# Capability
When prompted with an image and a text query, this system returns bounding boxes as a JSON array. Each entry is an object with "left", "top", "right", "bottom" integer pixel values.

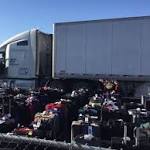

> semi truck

[
  {"left": 1, "top": 16, "right": 150, "bottom": 96},
  {"left": 0, "top": 29, "right": 52, "bottom": 88}
]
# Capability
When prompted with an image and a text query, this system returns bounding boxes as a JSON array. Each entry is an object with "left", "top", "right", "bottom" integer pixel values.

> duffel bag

[{"left": 45, "top": 102, "right": 64, "bottom": 112}]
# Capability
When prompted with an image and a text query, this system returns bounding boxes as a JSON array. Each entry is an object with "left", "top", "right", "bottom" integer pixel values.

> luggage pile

[
  {"left": 71, "top": 80, "right": 150, "bottom": 149},
  {"left": 0, "top": 80, "right": 149, "bottom": 149}
]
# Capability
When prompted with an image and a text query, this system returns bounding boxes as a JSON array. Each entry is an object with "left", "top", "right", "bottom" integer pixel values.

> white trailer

[{"left": 53, "top": 16, "right": 150, "bottom": 81}]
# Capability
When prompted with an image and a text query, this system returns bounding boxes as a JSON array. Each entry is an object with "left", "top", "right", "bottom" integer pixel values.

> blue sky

[{"left": 0, "top": 0, "right": 150, "bottom": 43}]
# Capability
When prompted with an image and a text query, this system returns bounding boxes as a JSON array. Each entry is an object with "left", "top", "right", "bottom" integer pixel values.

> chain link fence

[{"left": 0, "top": 134, "right": 114, "bottom": 150}]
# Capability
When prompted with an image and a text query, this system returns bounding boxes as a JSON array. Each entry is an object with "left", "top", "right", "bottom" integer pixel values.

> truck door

[{"left": 6, "top": 40, "right": 32, "bottom": 78}]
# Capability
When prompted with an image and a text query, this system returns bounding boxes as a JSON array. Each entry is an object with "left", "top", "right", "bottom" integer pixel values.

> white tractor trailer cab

[{"left": 0, "top": 29, "right": 52, "bottom": 89}]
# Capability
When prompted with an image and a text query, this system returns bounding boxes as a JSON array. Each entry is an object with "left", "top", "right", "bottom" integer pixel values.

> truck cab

[{"left": 0, "top": 29, "right": 52, "bottom": 89}]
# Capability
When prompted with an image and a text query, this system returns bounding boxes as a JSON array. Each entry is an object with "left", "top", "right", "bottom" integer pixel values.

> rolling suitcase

[{"left": 71, "top": 118, "right": 101, "bottom": 146}]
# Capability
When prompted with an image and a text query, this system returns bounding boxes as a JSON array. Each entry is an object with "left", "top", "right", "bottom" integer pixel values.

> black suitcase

[
  {"left": 0, "top": 114, "right": 16, "bottom": 133},
  {"left": 71, "top": 119, "right": 101, "bottom": 146}
]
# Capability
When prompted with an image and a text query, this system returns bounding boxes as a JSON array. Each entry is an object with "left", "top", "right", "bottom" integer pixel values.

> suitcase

[
  {"left": 25, "top": 94, "right": 42, "bottom": 121},
  {"left": 111, "top": 137, "right": 123, "bottom": 149},
  {"left": 33, "top": 111, "right": 57, "bottom": 129},
  {"left": 45, "top": 102, "right": 64, "bottom": 112},
  {"left": 0, "top": 114, "right": 16, "bottom": 133},
  {"left": 0, "top": 94, "right": 13, "bottom": 115},
  {"left": 13, "top": 94, "right": 30, "bottom": 126},
  {"left": 134, "top": 123, "right": 150, "bottom": 148},
  {"left": 71, "top": 119, "right": 101, "bottom": 146},
  {"left": 33, "top": 110, "right": 62, "bottom": 140}
]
